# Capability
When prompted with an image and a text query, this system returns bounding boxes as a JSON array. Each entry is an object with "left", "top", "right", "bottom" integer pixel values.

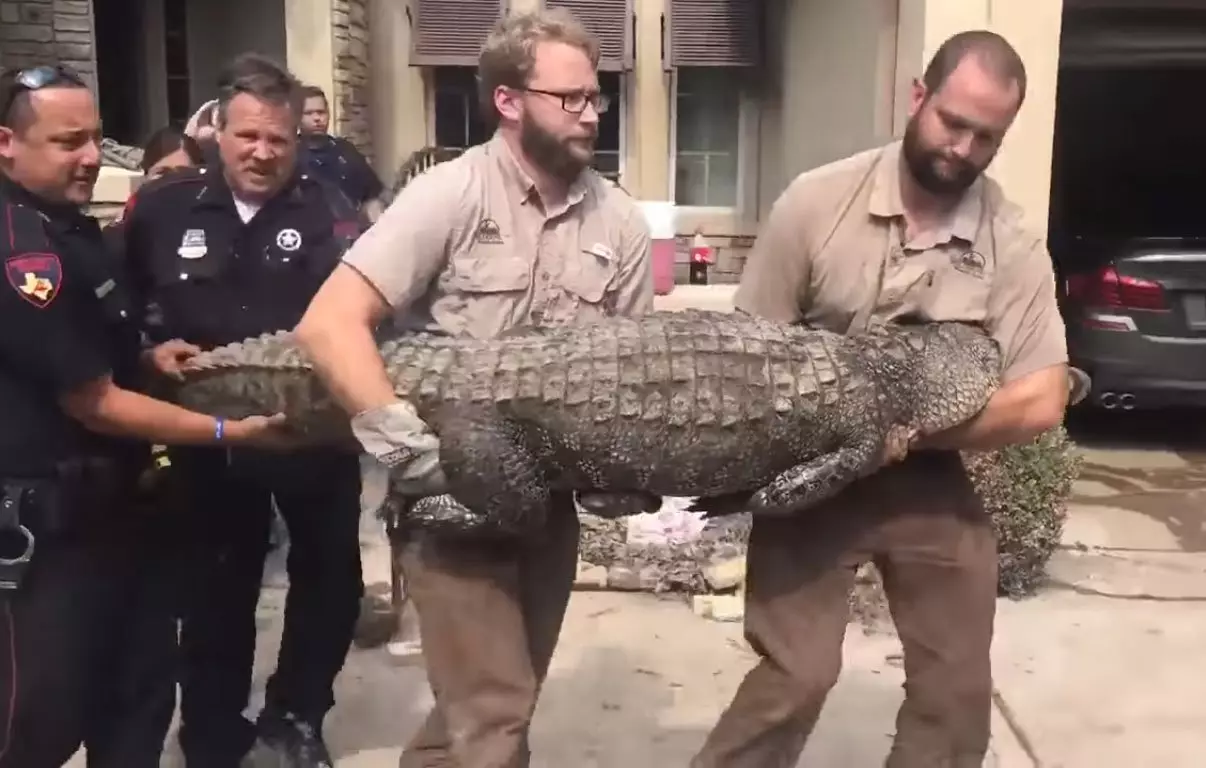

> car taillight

[{"left": 1065, "top": 265, "right": 1167, "bottom": 311}]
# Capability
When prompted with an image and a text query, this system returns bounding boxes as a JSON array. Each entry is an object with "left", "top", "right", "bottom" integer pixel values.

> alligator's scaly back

[{"left": 174, "top": 310, "right": 1002, "bottom": 534}]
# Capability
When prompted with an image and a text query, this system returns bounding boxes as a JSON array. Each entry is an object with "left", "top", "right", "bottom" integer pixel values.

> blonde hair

[{"left": 477, "top": 9, "right": 600, "bottom": 120}]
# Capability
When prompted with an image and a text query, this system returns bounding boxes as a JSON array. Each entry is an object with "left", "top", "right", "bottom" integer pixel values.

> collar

[
  {"left": 868, "top": 141, "right": 982, "bottom": 246},
  {"left": 486, "top": 133, "right": 589, "bottom": 214},
  {"left": 0, "top": 173, "right": 89, "bottom": 225},
  {"left": 192, "top": 163, "right": 309, "bottom": 213}
]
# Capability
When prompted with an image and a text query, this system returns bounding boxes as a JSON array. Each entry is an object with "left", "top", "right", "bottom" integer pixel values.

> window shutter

[
  {"left": 411, "top": 0, "right": 508, "bottom": 66},
  {"left": 667, "top": 0, "right": 762, "bottom": 67},
  {"left": 544, "top": 0, "right": 634, "bottom": 71}
]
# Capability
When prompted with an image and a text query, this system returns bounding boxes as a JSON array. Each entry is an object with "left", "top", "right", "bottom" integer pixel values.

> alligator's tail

[{"left": 172, "top": 329, "right": 467, "bottom": 446}]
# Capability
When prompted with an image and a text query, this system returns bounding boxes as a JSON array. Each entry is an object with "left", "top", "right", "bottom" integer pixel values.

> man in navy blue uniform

[
  {"left": 119, "top": 53, "right": 367, "bottom": 768},
  {"left": 298, "top": 85, "right": 384, "bottom": 222},
  {"left": 0, "top": 62, "right": 293, "bottom": 768}
]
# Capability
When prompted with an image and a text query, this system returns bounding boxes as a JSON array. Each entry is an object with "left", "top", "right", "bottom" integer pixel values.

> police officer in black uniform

[
  {"left": 119, "top": 53, "right": 367, "bottom": 768},
  {"left": 299, "top": 85, "right": 384, "bottom": 221},
  {"left": 0, "top": 63, "right": 295, "bottom": 768}
]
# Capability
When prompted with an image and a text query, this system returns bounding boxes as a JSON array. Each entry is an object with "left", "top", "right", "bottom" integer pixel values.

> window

[
  {"left": 672, "top": 67, "right": 744, "bottom": 208},
  {"left": 431, "top": 67, "right": 625, "bottom": 183},
  {"left": 164, "top": 0, "right": 192, "bottom": 127},
  {"left": 592, "top": 72, "right": 623, "bottom": 184},
  {"left": 433, "top": 67, "right": 491, "bottom": 152}
]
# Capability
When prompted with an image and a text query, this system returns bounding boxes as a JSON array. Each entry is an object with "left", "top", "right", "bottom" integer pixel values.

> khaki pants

[
  {"left": 396, "top": 496, "right": 580, "bottom": 768},
  {"left": 692, "top": 452, "right": 997, "bottom": 768}
]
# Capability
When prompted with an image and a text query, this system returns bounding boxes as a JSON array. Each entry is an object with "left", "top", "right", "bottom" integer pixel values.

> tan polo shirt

[
  {"left": 734, "top": 141, "right": 1067, "bottom": 384},
  {"left": 341, "top": 134, "right": 654, "bottom": 338}
]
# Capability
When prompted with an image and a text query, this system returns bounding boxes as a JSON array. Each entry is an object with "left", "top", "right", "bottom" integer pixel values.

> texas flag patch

[{"left": 6, "top": 252, "right": 61, "bottom": 308}]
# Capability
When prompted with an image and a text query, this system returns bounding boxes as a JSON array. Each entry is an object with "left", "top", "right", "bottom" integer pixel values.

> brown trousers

[
  {"left": 396, "top": 496, "right": 580, "bottom": 768},
  {"left": 691, "top": 452, "right": 998, "bottom": 768}
]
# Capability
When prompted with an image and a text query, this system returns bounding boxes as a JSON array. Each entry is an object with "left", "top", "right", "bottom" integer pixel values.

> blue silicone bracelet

[{"left": 214, "top": 417, "right": 225, "bottom": 442}]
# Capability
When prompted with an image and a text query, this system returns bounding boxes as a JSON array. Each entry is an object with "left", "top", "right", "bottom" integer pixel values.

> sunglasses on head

[{"left": 0, "top": 64, "right": 87, "bottom": 126}]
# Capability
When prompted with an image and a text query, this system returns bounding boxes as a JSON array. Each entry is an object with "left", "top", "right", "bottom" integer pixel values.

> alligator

[{"left": 174, "top": 309, "right": 1002, "bottom": 536}]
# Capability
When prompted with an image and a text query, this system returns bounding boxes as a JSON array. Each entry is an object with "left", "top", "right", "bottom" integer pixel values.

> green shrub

[
  {"left": 962, "top": 424, "right": 1082, "bottom": 598},
  {"left": 576, "top": 426, "right": 1082, "bottom": 602}
]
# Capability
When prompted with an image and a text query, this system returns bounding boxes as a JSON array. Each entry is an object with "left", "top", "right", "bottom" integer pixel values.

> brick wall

[
  {"left": 332, "top": 0, "right": 371, "bottom": 159},
  {"left": 0, "top": 0, "right": 96, "bottom": 87}
]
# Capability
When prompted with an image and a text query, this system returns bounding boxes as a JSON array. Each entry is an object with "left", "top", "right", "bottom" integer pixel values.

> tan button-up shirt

[
  {"left": 734, "top": 141, "right": 1067, "bottom": 384},
  {"left": 341, "top": 134, "right": 654, "bottom": 338}
]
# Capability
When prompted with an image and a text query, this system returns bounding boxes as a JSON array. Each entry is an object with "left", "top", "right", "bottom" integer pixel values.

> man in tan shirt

[
  {"left": 691, "top": 31, "right": 1069, "bottom": 768},
  {"left": 294, "top": 9, "right": 653, "bottom": 767}
]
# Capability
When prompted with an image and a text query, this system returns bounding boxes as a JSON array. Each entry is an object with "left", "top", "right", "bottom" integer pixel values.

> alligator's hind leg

[
  {"left": 746, "top": 426, "right": 903, "bottom": 516},
  {"left": 428, "top": 406, "right": 552, "bottom": 537}
]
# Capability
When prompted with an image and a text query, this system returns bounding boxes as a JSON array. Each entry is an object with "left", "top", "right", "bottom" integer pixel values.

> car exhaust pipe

[
  {"left": 1118, "top": 393, "right": 1136, "bottom": 411},
  {"left": 1099, "top": 391, "right": 1118, "bottom": 409}
]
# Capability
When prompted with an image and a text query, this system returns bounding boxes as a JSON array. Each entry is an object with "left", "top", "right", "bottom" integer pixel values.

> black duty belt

[{"left": 0, "top": 455, "right": 142, "bottom": 592}]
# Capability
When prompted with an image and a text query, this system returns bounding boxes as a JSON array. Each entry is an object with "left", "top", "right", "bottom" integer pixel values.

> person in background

[
  {"left": 298, "top": 85, "right": 385, "bottom": 221},
  {"left": 140, "top": 124, "right": 205, "bottom": 179}
]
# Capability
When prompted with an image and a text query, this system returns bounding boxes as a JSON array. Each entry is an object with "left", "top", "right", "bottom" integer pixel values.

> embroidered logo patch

[
  {"left": 5, "top": 253, "right": 61, "bottom": 308},
  {"left": 473, "top": 218, "right": 504, "bottom": 245},
  {"left": 951, "top": 249, "right": 986, "bottom": 279}
]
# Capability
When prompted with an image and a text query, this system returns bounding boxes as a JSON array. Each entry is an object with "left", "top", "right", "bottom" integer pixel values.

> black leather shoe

[{"left": 248, "top": 710, "right": 333, "bottom": 768}]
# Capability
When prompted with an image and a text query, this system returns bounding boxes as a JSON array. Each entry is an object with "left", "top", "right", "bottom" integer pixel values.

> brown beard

[
  {"left": 901, "top": 116, "right": 987, "bottom": 197},
  {"left": 518, "top": 112, "right": 595, "bottom": 184}
]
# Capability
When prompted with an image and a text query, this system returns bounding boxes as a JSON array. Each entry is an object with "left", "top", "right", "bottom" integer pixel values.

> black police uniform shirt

[
  {"left": 120, "top": 164, "right": 364, "bottom": 350},
  {"left": 0, "top": 175, "right": 149, "bottom": 475},
  {"left": 301, "top": 133, "right": 384, "bottom": 207}
]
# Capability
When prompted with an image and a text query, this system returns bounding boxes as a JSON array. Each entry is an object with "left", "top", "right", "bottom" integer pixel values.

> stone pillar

[
  {"left": 0, "top": 0, "right": 98, "bottom": 89},
  {"left": 895, "top": 0, "right": 1064, "bottom": 235},
  {"left": 332, "top": 0, "right": 371, "bottom": 157}
]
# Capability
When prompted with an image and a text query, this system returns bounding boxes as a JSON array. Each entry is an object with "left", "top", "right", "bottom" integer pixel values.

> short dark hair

[
  {"left": 214, "top": 52, "right": 304, "bottom": 127},
  {"left": 301, "top": 85, "right": 327, "bottom": 105},
  {"left": 922, "top": 30, "right": 1027, "bottom": 106},
  {"left": 140, "top": 124, "right": 204, "bottom": 172},
  {"left": 0, "top": 63, "right": 89, "bottom": 132}
]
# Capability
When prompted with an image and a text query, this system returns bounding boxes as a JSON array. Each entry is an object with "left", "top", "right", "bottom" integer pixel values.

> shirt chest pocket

[
  {"left": 881, "top": 248, "right": 993, "bottom": 324},
  {"left": 560, "top": 245, "right": 619, "bottom": 306},
  {"left": 258, "top": 224, "right": 331, "bottom": 275},
  {"left": 147, "top": 230, "right": 229, "bottom": 289},
  {"left": 448, "top": 248, "right": 532, "bottom": 295}
]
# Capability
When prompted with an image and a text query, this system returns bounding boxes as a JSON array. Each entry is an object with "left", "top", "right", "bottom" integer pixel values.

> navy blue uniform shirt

[
  {"left": 0, "top": 175, "right": 148, "bottom": 475},
  {"left": 301, "top": 133, "right": 384, "bottom": 207},
  {"left": 120, "top": 163, "right": 364, "bottom": 349}
]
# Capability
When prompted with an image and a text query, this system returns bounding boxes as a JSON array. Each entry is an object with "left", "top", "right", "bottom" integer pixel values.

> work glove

[{"left": 351, "top": 401, "right": 446, "bottom": 494}]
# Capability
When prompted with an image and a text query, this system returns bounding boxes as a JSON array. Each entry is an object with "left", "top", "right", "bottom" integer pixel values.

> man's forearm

[
  {"left": 298, "top": 319, "right": 397, "bottom": 416},
  {"left": 917, "top": 365, "right": 1068, "bottom": 453}
]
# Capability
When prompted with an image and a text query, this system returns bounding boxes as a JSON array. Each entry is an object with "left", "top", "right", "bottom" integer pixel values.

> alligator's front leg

[
  {"left": 747, "top": 425, "right": 911, "bottom": 516},
  {"left": 417, "top": 405, "right": 552, "bottom": 537}
]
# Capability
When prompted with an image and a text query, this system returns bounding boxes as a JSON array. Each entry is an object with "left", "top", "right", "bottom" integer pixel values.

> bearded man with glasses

[{"left": 294, "top": 8, "right": 655, "bottom": 767}]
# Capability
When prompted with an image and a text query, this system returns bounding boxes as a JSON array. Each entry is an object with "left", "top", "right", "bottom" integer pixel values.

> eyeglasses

[
  {"left": 0, "top": 64, "right": 86, "bottom": 126},
  {"left": 522, "top": 87, "right": 611, "bottom": 115}
]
